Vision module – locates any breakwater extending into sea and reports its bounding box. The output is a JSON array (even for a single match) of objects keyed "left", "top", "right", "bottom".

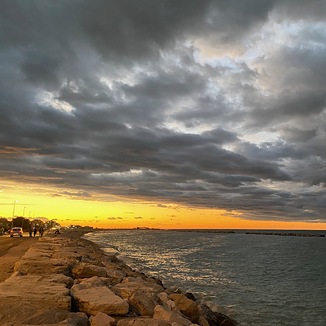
[
  {"left": 0, "top": 230, "right": 237, "bottom": 325},
  {"left": 245, "top": 231, "right": 325, "bottom": 237},
  {"left": 85, "top": 229, "right": 326, "bottom": 326}
]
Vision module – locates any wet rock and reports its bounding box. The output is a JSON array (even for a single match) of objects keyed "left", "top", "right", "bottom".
[
  {"left": 198, "top": 304, "right": 238, "bottom": 326},
  {"left": 197, "top": 315, "right": 210, "bottom": 326},
  {"left": 198, "top": 304, "right": 219, "bottom": 326},
  {"left": 169, "top": 293, "right": 199, "bottom": 323},
  {"left": 185, "top": 292, "right": 197, "bottom": 301},
  {"left": 215, "top": 312, "right": 238, "bottom": 326}
]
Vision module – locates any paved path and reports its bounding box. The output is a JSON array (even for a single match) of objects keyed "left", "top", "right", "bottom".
[{"left": 0, "top": 235, "right": 38, "bottom": 282}]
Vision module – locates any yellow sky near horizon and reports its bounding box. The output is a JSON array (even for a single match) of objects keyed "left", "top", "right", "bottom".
[{"left": 1, "top": 180, "right": 325, "bottom": 230}]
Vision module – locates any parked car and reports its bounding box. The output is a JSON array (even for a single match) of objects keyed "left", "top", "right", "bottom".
[{"left": 10, "top": 227, "right": 23, "bottom": 237}]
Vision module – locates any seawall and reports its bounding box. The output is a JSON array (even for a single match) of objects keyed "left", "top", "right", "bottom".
[{"left": 0, "top": 230, "right": 238, "bottom": 326}]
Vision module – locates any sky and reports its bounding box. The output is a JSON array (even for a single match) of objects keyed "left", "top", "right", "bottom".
[{"left": 1, "top": 0, "right": 326, "bottom": 230}]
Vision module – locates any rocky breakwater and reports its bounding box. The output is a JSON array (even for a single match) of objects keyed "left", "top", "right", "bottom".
[{"left": 0, "top": 232, "right": 238, "bottom": 326}]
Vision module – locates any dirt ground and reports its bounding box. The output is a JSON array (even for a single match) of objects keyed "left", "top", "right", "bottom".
[{"left": 0, "top": 235, "right": 38, "bottom": 282}]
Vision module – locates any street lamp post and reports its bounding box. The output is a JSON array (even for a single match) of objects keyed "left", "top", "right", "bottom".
[
  {"left": 12, "top": 201, "right": 18, "bottom": 218},
  {"left": 12, "top": 200, "right": 18, "bottom": 228}
]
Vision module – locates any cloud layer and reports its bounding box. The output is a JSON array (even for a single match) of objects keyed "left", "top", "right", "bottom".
[{"left": 1, "top": 0, "right": 326, "bottom": 222}]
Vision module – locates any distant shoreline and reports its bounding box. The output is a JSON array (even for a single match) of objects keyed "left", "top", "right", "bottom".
[
  {"left": 89, "top": 227, "right": 326, "bottom": 237},
  {"left": 245, "top": 231, "right": 325, "bottom": 237}
]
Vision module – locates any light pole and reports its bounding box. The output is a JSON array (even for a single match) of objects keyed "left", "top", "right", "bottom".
[
  {"left": 12, "top": 200, "right": 18, "bottom": 228},
  {"left": 12, "top": 201, "right": 18, "bottom": 217}
]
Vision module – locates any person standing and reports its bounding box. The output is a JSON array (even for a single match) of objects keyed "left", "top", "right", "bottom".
[{"left": 29, "top": 225, "right": 33, "bottom": 237}]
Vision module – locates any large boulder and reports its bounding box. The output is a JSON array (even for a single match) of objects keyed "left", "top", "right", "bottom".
[
  {"left": 112, "top": 277, "right": 164, "bottom": 300},
  {"left": 26, "top": 311, "right": 89, "bottom": 326},
  {"left": 104, "top": 268, "right": 125, "bottom": 285},
  {"left": 153, "top": 305, "right": 193, "bottom": 326},
  {"left": 169, "top": 293, "right": 199, "bottom": 323},
  {"left": 198, "top": 304, "right": 238, "bottom": 326},
  {"left": 0, "top": 273, "right": 71, "bottom": 308},
  {"left": 128, "top": 289, "right": 158, "bottom": 316},
  {"left": 157, "top": 292, "right": 179, "bottom": 311},
  {"left": 117, "top": 317, "right": 171, "bottom": 326},
  {"left": 72, "top": 262, "right": 108, "bottom": 278},
  {"left": 0, "top": 274, "right": 74, "bottom": 325},
  {"left": 89, "top": 312, "right": 116, "bottom": 326},
  {"left": 215, "top": 313, "right": 239, "bottom": 326},
  {"left": 0, "top": 312, "right": 89, "bottom": 326},
  {"left": 71, "top": 281, "right": 129, "bottom": 315},
  {"left": 14, "top": 244, "right": 71, "bottom": 276}
]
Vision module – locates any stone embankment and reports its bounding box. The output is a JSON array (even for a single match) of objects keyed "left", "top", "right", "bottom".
[
  {"left": 0, "top": 232, "right": 238, "bottom": 326},
  {"left": 245, "top": 231, "right": 325, "bottom": 237}
]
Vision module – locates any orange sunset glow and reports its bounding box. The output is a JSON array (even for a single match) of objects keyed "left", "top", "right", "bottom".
[{"left": 1, "top": 180, "right": 325, "bottom": 230}]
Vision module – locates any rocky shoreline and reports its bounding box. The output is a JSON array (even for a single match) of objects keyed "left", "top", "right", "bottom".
[{"left": 0, "top": 231, "right": 238, "bottom": 326}]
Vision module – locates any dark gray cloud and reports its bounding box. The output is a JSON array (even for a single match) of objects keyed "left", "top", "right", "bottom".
[{"left": 1, "top": 0, "right": 326, "bottom": 222}]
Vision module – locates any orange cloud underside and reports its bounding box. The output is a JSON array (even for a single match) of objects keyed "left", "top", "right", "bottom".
[{"left": 1, "top": 181, "right": 325, "bottom": 230}]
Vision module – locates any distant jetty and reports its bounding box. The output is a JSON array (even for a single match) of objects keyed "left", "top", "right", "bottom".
[
  {"left": 131, "top": 228, "right": 325, "bottom": 238},
  {"left": 245, "top": 231, "right": 325, "bottom": 238}
]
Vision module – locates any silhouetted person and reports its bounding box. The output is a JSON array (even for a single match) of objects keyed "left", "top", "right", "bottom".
[
  {"left": 29, "top": 225, "right": 33, "bottom": 237},
  {"left": 39, "top": 226, "right": 44, "bottom": 237},
  {"left": 33, "top": 227, "right": 37, "bottom": 237}
]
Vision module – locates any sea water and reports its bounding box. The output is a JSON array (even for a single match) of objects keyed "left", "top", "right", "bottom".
[{"left": 84, "top": 230, "right": 326, "bottom": 325}]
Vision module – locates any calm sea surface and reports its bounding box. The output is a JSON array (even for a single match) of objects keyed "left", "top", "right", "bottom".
[{"left": 84, "top": 230, "right": 326, "bottom": 326}]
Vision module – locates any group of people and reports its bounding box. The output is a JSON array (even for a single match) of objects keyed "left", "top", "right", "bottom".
[{"left": 28, "top": 225, "right": 44, "bottom": 237}]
